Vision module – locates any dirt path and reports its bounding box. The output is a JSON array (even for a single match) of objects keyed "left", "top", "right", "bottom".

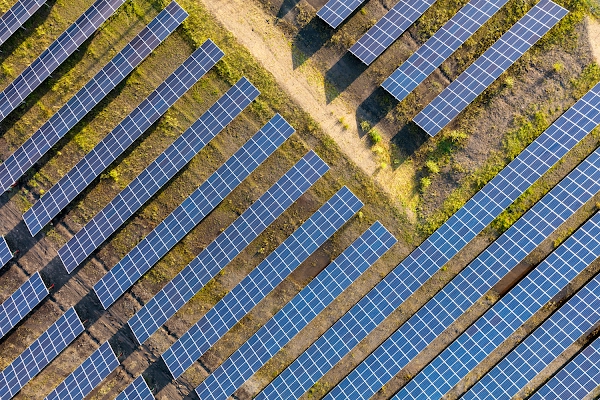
[{"left": 588, "top": 16, "right": 600, "bottom": 64}]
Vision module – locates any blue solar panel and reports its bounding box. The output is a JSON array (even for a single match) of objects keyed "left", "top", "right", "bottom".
[
  {"left": 0, "top": 271, "right": 48, "bottom": 340},
  {"left": 0, "top": 307, "right": 83, "bottom": 399},
  {"left": 128, "top": 150, "right": 329, "bottom": 344},
  {"left": 195, "top": 222, "right": 396, "bottom": 400},
  {"left": 0, "top": 236, "right": 11, "bottom": 267},
  {"left": 530, "top": 336, "right": 600, "bottom": 400},
  {"left": 58, "top": 78, "right": 258, "bottom": 273},
  {"left": 115, "top": 376, "right": 154, "bottom": 400},
  {"left": 413, "top": 0, "right": 567, "bottom": 136},
  {"left": 0, "top": 0, "right": 127, "bottom": 122},
  {"left": 45, "top": 341, "right": 119, "bottom": 400},
  {"left": 349, "top": 0, "right": 436, "bottom": 65},
  {"left": 163, "top": 186, "right": 363, "bottom": 379},
  {"left": 382, "top": 0, "right": 510, "bottom": 100},
  {"left": 22, "top": 40, "right": 224, "bottom": 237},
  {"left": 0, "top": 1, "right": 187, "bottom": 195},
  {"left": 463, "top": 272, "right": 600, "bottom": 400},
  {"left": 0, "top": 0, "right": 46, "bottom": 47},
  {"left": 397, "top": 211, "right": 600, "bottom": 399},
  {"left": 317, "top": 0, "right": 364, "bottom": 28},
  {"left": 255, "top": 81, "right": 600, "bottom": 400},
  {"left": 93, "top": 114, "right": 295, "bottom": 309}
]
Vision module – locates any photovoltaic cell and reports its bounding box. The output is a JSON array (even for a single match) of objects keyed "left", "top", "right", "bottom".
[
  {"left": 349, "top": 0, "right": 436, "bottom": 65},
  {"left": 0, "top": 0, "right": 127, "bottom": 122},
  {"left": 0, "top": 1, "right": 187, "bottom": 195},
  {"left": 58, "top": 78, "right": 258, "bottom": 273},
  {"left": 163, "top": 186, "right": 363, "bottom": 379},
  {"left": 0, "top": 308, "right": 83, "bottom": 399},
  {"left": 397, "top": 211, "right": 600, "bottom": 399},
  {"left": 413, "top": 0, "right": 567, "bottom": 136},
  {"left": 317, "top": 0, "right": 364, "bottom": 28},
  {"left": 463, "top": 273, "right": 600, "bottom": 400},
  {"left": 23, "top": 39, "right": 224, "bottom": 236},
  {"left": 0, "top": 236, "right": 11, "bottom": 267},
  {"left": 128, "top": 150, "right": 329, "bottom": 344},
  {"left": 0, "top": 0, "right": 46, "bottom": 47},
  {"left": 382, "top": 0, "right": 510, "bottom": 100},
  {"left": 45, "top": 341, "right": 119, "bottom": 400},
  {"left": 195, "top": 222, "right": 396, "bottom": 400},
  {"left": 255, "top": 81, "right": 600, "bottom": 400},
  {"left": 115, "top": 376, "right": 154, "bottom": 400},
  {"left": 93, "top": 114, "right": 295, "bottom": 309},
  {"left": 0, "top": 271, "right": 48, "bottom": 340}
]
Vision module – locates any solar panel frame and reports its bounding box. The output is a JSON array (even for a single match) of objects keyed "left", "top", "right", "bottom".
[
  {"left": 23, "top": 39, "right": 224, "bottom": 236},
  {"left": 0, "top": 1, "right": 188, "bottom": 195},
  {"left": 58, "top": 77, "right": 259, "bottom": 273},
  {"left": 163, "top": 186, "right": 363, "bottom": 379},
  {"left": 93, "top": 114, "right": 295, "bottom": 309},
  {"left": 0, "top": 0, "right": 47, "bottom": 47},
  {"left": 0, "top": 271, "right": 48, "bottom": 340},
  {"left": 115, "top": 376, "right": 154, "bottom": 400},
  {"left": 0, "top": 236, "right": 11, "bottom": 267},
  {"left": 413, "top": 0, "right": 568, "bottom": 136},
  {"left": 316, "top": 0, "right": 365, "bottom": 28}
]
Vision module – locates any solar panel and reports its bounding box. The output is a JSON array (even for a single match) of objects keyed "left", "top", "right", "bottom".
[
  {"left": 530, "top": 336, "right": 600, "bottom": 400},
  {"left": 128, "top": 150, "right": 329, "bottom": 344},
  {"left": 45, "top": 341, "right": 119, "bottom": 400},
  {"left": 0, "top": 0, "right": 128, "bottom": 122},
  {"left": 382, "top": 0, "right": 510, "bottom": 100},
  {"left": 0, "top": 307, "right": 83, "bottom": 399},
  {"left": 195, "top": 222, "right": 396, "bottom": 400},
  {"left": 58, "top": 77, "right": 259, "bottom": 273},
  {"left": 115, "top": 376, "right": 154, "bottom": 400},
  {"left": 255, "top": 81, "right": 600, "bottom": 400},
  {"left": 0, "top": 236, "right": 11, "bottom": 267},
  {"left": 397, "top": 211, "right": 600, "bottom": 399},
  {"left": 163, "top": 186, "right": 363, "bottom": 379},
  {"left": 0, "top": 1, "right": 187, "bottom": 195},
  {"left": 23, "top": 39, "right": 224, "bottom": 236},
  {"left": 317, "top": 0, "right": 364, "bottom": 28},
  {"left": 349, "top": 0, "right": 436, "bottom": 65},
  {"left": 0, "top": 271, "right": 48, "bottom": 340},
  {"left": 0, "top": 0, "right": 47, "bottom": 47},
  {"left": 93, "top": 114, "right": 295, "bottom": 309},
  {"left": 413, "top": 0, "right": 567, "bottom": 136},
  {"left": 463, "top": 272, "right": 600, "bottom": 400}
]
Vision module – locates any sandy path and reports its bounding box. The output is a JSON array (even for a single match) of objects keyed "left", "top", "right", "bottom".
[{"left": 588, "top": 17, "right": 600, "bottom": 64}]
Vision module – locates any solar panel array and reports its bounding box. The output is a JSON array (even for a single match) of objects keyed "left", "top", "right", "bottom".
[
  {"left": 0, "top": 307, "right": 83, "bottom": 399},
  {"left": 58, "top": 77, "right": 259, "bottom": 273},
  {"left": 22, "top": 40, "right": 224, "bottom": 237},
  {"left": 115, "top": 376, "right": 154, "bottom": 400},
  {"left": 0, "top": 0, "right": 46, "bottom": 47},
  {"left": 163, "top": 186, "right": 363, "bottom": 379},
  {"left": 128, "top": 150, "right": 329, "bottom": 344},
  {"left": 0, "top": 236, "right": 11, "bottom": 267},
  {"left": 195, "top": 222, "right": 397, "bottom": 400},
  {"left": 45, "top": 341, "right": 119, "bottom": 400},
  {"left": 382, "top": 0, "right": 510, "bottom": 101},
  {"left": 317, "top": 0, "right": 364, "bottom": 28},
  {"left": 0, "top": 271, "right": 48, "bottom": 340},
  {"left": 530, "top": 336, "right": 600, "bottom": 400},
  {"left": 93, "top": 114, "right": 295, "bottom": 309},
  {"left": 463, "top": 272, "right": 600, "bottom": 399},
  {"left": 413, "top": 0, "right": 567, "bottom": 136},
  {"left": 349, "top": 0, "right": 436, "bottom": 66},
  {"left": 0, "top": 1, "right": 187, "bottom": 195},
  {"left": 255, "top": 81, "right": 600, "bottom": 400},
  {"left": 0, "top": 0, "right": 128, "bottom": 122},
  {"left": 397, "top": 211, "right": 600, "bottom": 399}
]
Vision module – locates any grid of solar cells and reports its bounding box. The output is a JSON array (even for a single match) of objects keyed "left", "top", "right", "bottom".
[
  {"left": 349, "top": 0, "right": 436, "bottom": 65},
  {"left": 23, "top": 40, "right": 224, "bottom": 237},
  {"left": 463, "top": 273, "right": 600, "bottom": 400},
  {"left": 0, "top": 271, "right": 48, "bottom": 340},
  {"left": 316, "top": 0, "right": 364, "bottom": 28},
  {"left": 255, "top": 81, "right": 600, "bottom": 400},
  {"left": 0, "top": 1, "right": 187, "bottom": 195},
  {"left": 397, "top": 211, "right": 600, "bottom": 399},
  {"left": 164, "top": 186, "right": 363, "bottom": 379},
  {"left": 195, "top": 222, "right": 396, "bottom": 400},
  {"left": 0, "top": 236, "right": 11, "bottom": 267},
  {"left": 58, "top": 78, "right": 259, "bottom": 273},
  {"left": 413, "top": 0, "right": 567, "bottom": 136},
  {"left": 115, "top": 376, "right": 154, "bottom": 400},
  {"left": 128, "top": 150, "right": 329, "bottom": 344},
  {"left": 0, "top": 0, "right": 127, "bottom": 122},
  {"left": 0, "top": 307, "right": 83, "bottom": 399},
  {"left": 530, "top": 336, "right": 600, "bottom": 400},
  {"left": 0, "top": 0, "right": 46, "bottom": 47},
  {"left": 382, "top": 0, "right": 510, "bottom": 101},
  {"left": 45, "top": 341, "right": 119, "bottom": 400},
  {"left": 93, "top": 114, "right": 295, "bottom": 309}
]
